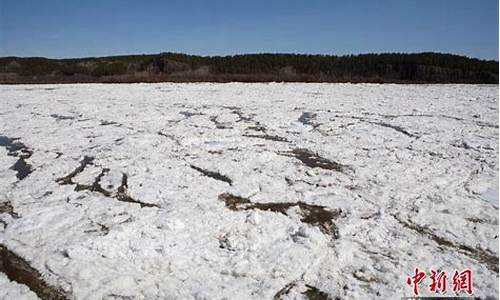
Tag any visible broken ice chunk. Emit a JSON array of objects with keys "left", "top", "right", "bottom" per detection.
[{"left": 481, "top": 188, "right": 499, "bottom": 208}]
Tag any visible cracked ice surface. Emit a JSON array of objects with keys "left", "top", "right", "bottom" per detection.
[{"left": 0, "top": 83, "right": 498, "bottom": 299}]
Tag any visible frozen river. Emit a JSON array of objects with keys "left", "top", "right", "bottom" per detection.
[{"left": 0, "top": 83, "right": 498, "bottom": 299}]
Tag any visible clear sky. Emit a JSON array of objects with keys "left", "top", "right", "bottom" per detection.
[{"left": 0, "top": 0, "right": 498, "bottom": 60}]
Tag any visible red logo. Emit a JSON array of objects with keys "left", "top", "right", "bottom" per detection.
[
  {"left": 406, "top": 268, "right": 426, "bottom": 296},
  {"left": 429, "top": 269, "right": 447, "bottom": 294},
  {"left": 452, "top": 269, "right": 473, "bottom": 295},
  {"left": 406, "top": 268, "right": 473, "bottom": 296}
]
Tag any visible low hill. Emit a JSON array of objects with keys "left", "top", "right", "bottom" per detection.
[{"left": 0, "top": 52, "right": 497, "bottom": 84}]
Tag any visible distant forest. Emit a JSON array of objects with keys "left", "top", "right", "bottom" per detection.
[{"left": 0, "top": 52, "right": 497, "bottom": 84}]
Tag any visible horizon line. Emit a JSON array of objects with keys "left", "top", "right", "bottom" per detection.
[{"left": 1, "top": 51, "right": 498, "bottom": 62}]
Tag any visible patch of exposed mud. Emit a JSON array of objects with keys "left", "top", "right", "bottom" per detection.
[
  {"left": 208, "top": 150, "right": 223, "bottom": 155},
  {"left": 475, "top": 121, "right": 499, "bottom": 129},
  {"left": 105, "top": 294, "right": 135, "bottom": 300},
  {"left": 179, "top": 111, "right": 203, "bottom": 118},
  {"left": 84, "top": 222, "right": 110, "bottom": 236},
  {"left": 246, "top": 124, "right": 267, "bottom": 132},
  {"left": 209, "top": 116, "right": 233, "bottom": 129},
  {"left": 50, "top": 114, "right": 74, "bottom": 121},
  {"left": 274, "top": 281, "right": 297, "bottom": 299},
  {"left": 274, "top": 281, "right": 331, "bottom": 300},
  {"left": 100, "top": 120, "right": 120, "bottom": 126},
  {"left": 298, "top": 112, "right": 318, "bottom": 127},
  {"left": 0, "top": 201, "right": 19, "bottom": 219},
  {"left": 243, "top": 134, "right": 289, "bottom": 142},
  {"left": 10, "top": 159, "right": 32, "bottom": 180},
  {"left": 157, "top": 131, "right": 181, "bottom": 145},
  {"left": 366, "top": 121, "right": 417, "bottom": 138},
  {"left": 23, "top": 87, "right": 57, "bottom": 91},
  {"left": 115, "top": 174, "right": 159, "bottom": 208},
  {"left": 0, "top": 135, "right": 34, "bottom": 180},
  {"left": 281, "top": 148, "right": 347, "bottom": 173},
  {"left": 333, "top": 114, "right": 418, "bottom": 138},
  {"left": 56, "top": 156, "right": 95, "bottom": 185},
  {"left": 74, "top": 168, "right": 112, "bottom": 197},
  {"left": 0, "top": 244, "right": 68, "bottom": 300},
  {"left": 57, "top": 158, "right": 158, "bottom": 208},
  {"left": 219, "top": 193, "right": 340, "bottom": 238},
  {"left": 0, "top": 136, "right": 27, "bottom": 155},
  {"left": 393, "top": 215, "right": 499, "bottom": 273},
  {"left": 360, "top": 112, "right": 464, "bottom": 121},
  {"left": 190, "top": 165, "right": 232, "bottom": 185},
  {"left": 302, "top": 285, "right": 331, "bottom": 300},
  {"left": 451, "top": 140, "right": 475, "bottom": 151},
  {"left": 228, "top": 107, "right": 253, "bottom": 122}
]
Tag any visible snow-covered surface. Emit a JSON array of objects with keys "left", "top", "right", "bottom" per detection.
[
  {"left": 0, "top": 273, "right": 39, "bottom": 300},
  {"left": 0, "top": 83, "right": 498, "bottom": 299}
]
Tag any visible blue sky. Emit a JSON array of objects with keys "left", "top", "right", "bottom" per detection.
[{"left": 0, "top": 0, "right": 498, "bottom": 60}]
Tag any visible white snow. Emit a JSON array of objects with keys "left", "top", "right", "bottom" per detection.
[
  {"left": 0, "top": 83, "right": 498, "bottom": 299},
  {"left": 0, "top": 273, "right": 39, "bottom": 300}
]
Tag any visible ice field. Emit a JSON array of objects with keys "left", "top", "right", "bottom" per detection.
[{"left": 0, "top": 83, "right": 498, "bottom": 299}]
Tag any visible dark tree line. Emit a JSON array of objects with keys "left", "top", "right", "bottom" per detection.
[{"left": 0, "top": 52, "right": 497, "bottom": 83}]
